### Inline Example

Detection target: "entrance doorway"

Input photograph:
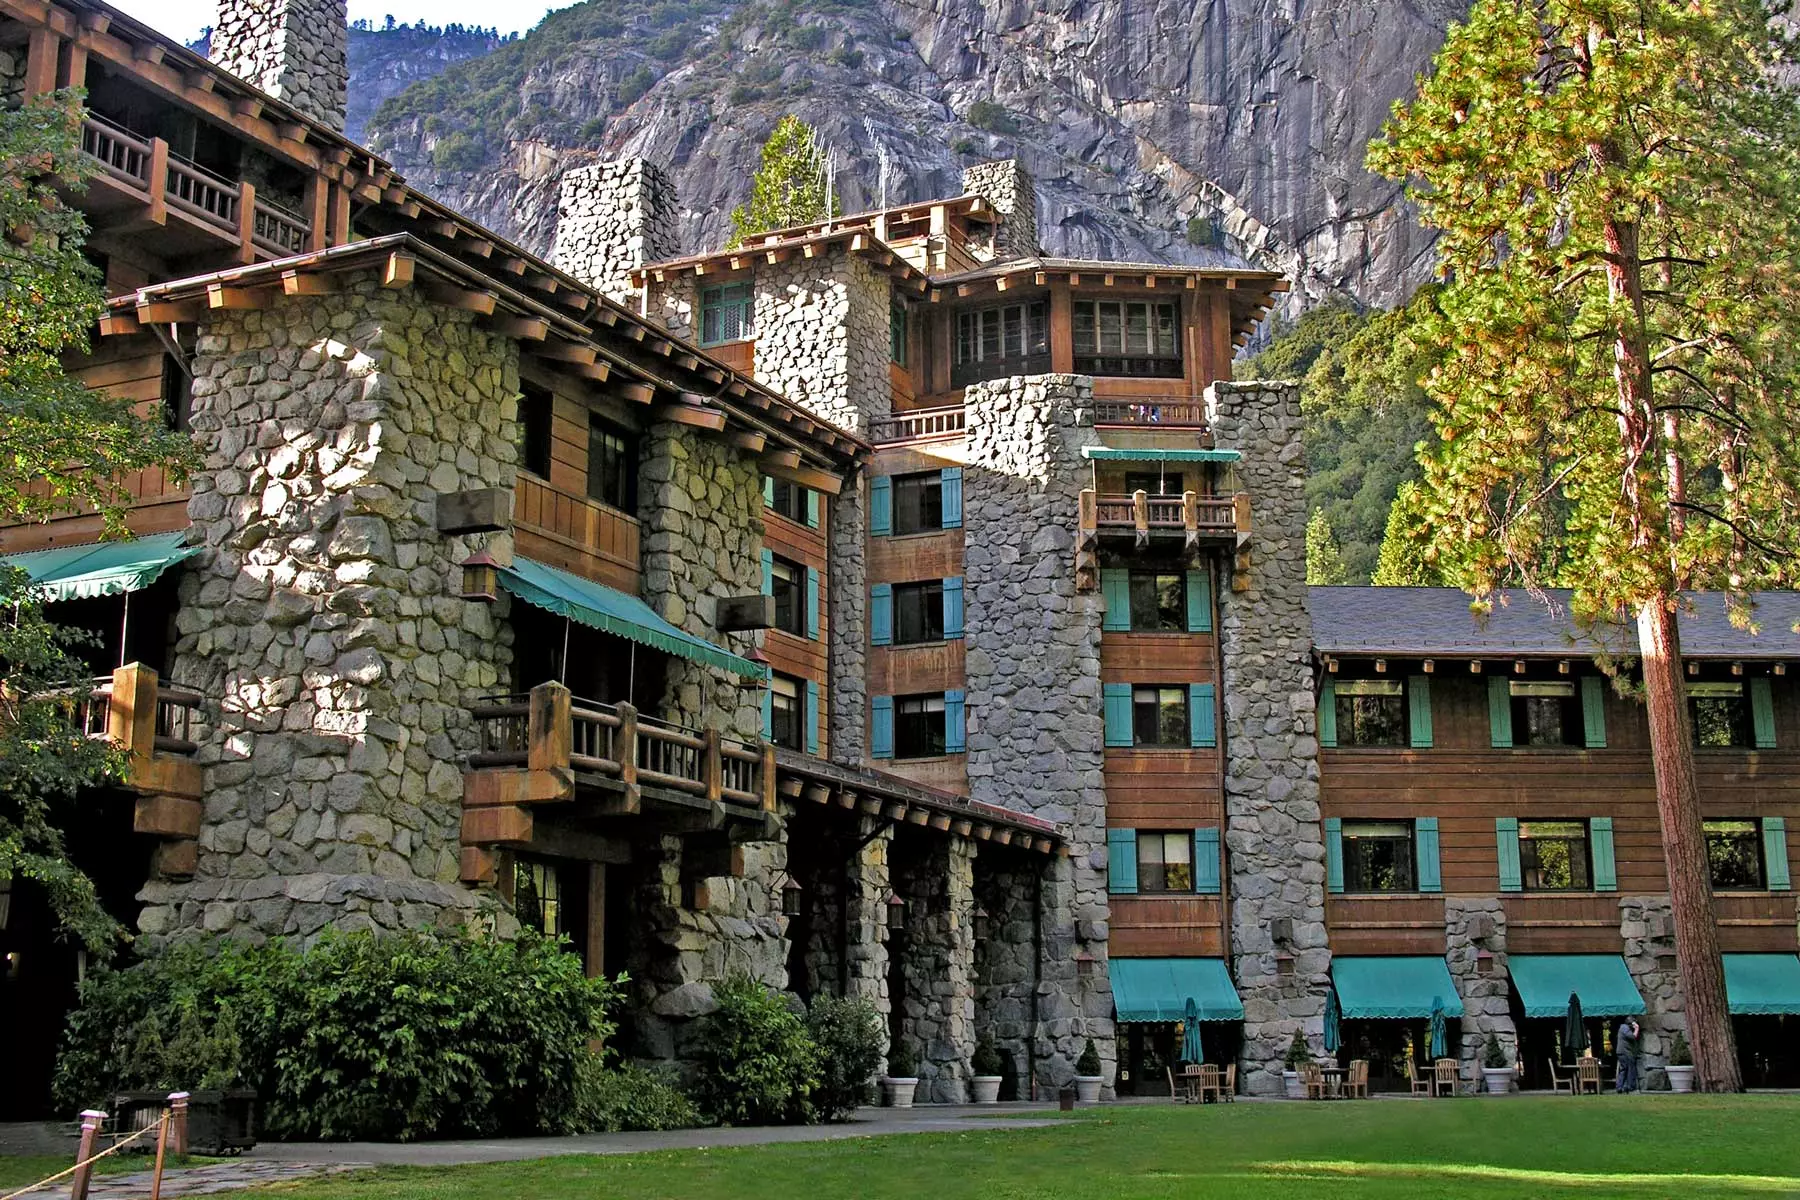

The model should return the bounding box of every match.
[1736,1015,1800,1087]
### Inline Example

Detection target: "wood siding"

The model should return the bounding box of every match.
[871,640,965,698]
[1102,632,1223,828]
[1109,895,1225,958]
[764,503,830,757]
[512,476,640,595]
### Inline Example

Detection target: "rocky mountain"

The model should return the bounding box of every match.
[363,0,1472,311]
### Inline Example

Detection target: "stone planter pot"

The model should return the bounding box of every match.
[113,1089,257,1155]
[970,1076,1002,1104]
[882,1077,919,1108]
[1666,1065,1695,1093]
[1283,1071,1305,1100]
[1074,1076,1104,1103]
[1481,1068,1512,1095]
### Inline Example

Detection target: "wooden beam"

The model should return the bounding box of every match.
[132,41,164,66]
[277,122,309,145]
[760,448,802,472]
[382,253,416,289]
[135,298,205,323]
[485,314,550,341]
[97,312,141,337]
[420,281,498,315]
[616,381,655,404]
[536,338,597,365]
[463,239,494,258]
[282,271,336,296]
[563,360,611,384]
[206,284,276,310]
[762,458,844,496]
[727,429,767,453]
[656,403,728,432]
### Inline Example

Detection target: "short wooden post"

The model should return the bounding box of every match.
[702,728,723,802]
[614,701,640,813]
[760,743,777,812]
[23,29,58,98]
[168,1091,189,1157]
[1132,489,1149,536]
[304,175,329,252]
[1234,492,1253,547]
[107,663,160,785]
[69,1109,106,1200]
[526,681,572,776]
[147,138,169,225]
[236,179,257,264]
[1183,490,1200,537]
[1078,488,1097,536]
[149,1105,169,1200]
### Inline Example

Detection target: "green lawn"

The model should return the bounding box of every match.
[157,1095,1800,1199]
[0,1152,217,1192]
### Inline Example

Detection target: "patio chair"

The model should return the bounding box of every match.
[1196,1064,1223,1104]
[1221,1064,1236,1102]
[1547,1059,1578,1094]
[1577,1057,1602,1096]
[1347,1059,1370,1099]
[1434,1058,1459,1097]
[1166,1066,1186,1103]
[1409,1062,1434,1096]
[1302,1061,1330,1100]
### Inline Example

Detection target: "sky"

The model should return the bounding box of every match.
[109,0,574,44]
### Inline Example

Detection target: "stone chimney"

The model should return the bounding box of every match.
[211,0,349,132]
[552,158,681,306]
[961,159,1038,262]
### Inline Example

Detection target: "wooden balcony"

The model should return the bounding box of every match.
[73,663,205,878]
[1091,396,1209,429]
[512,474,640,593]
[870,403,967,444]
[460,682,777,881]
[1079,488,1250,551]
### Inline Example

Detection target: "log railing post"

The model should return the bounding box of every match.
[1131,489,1149,536]
[147,137,169,225]
[1078,488,1097,537]
[526,681,571,776]
[1234,492,1253,546]
[703,728,723,802]
[236,179,257,264]
[107,663,160,782]
[69,1109,106,1200]
[615,700,640,812]
[168,1092,189,1157]
[1183,490,1199,537]
[760,743,777,812]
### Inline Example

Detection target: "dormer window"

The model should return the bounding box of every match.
[701,283,755,346]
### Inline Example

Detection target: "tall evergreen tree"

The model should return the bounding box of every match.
[1370,0,1800,1090]
[727,115,838,250]
[1305,509,1350,586]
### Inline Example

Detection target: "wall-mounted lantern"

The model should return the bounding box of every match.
[886,892,906,932]
[1075,950,1099,982]
[458,550,500,602]
[972,904,989,940]
[779,873,804,918]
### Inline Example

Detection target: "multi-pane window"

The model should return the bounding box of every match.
[1518,820,1592,891]
[513,857,564,938]
[893,581,945,645]
[1690,682,1752,748]
[892,472,943,535]
[769,673,803,750]
[160,353,191,432]
[1136,832,1194,893]
[1334,679,1407,747]
[1705,819,1765,890]
[895,693,947,758]
[1072,300,1182,378]
[1123,472,1186,497]
[1341,821,1416,894]
[586,416,637,511]
[890,300,908,366]
[770,555,805,637]
[1511,681,1581,747]
[1127,573,1185,632]
[517,384,553,479]
[768,478,809,523]
[700,282,754,346]
[1131,686,1189,747]
[952,301,1050,385]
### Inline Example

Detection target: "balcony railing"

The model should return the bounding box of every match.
[1091,397,1209,428]
[870,404,967,444]
[1080,488,1250,549]
[80,112,152,189]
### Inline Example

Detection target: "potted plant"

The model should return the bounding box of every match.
[1666,1031,1695,1093]
[1073,1038,1105,1103]
[111,1007,257,1154]
[881,1040,919,1108]
[970,1038,1005,1104]
[1282,1030,1310,1099]
[1481,1033,1512,1095]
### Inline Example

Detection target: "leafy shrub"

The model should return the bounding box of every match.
[1283,1030,1311,1069]
[787,24,826,49]
[967,99,1019,135]
[806,995,883,1121]
[688,976,820,1126]
[951,138,977,156]
[430,130,485,171]
[1186,216,1221,247]
[1669,1031,1692,1067]
[885,1038,916,1078]
[573,1056,699,1132]
[1482,1033,1508,1069]
[617,65,657,106]
[831,47,864,69]
[1075,1038,1103,1077]
[971,1038,1005,1077]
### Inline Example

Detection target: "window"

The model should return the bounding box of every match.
[160,353,191,432]
[1136,832,1194,893]
[895,693,947,758]
[1334,679,1407,747]
[586,416,637,511]
[1690,682,1752,748]
[770,555,805,637]
[952,300,1050,385]
[512,857,564,938]
[517,384,553,479]
[769,673,803,750]
[1511,680,1581,747]
[1132,686,1189,747]
[893,581,944,645]
[1706,819,1765,890]
[1072,300,1182,378]
[700,282,754,345]
[890,300,908,366]
[768,478,809,523]
[892,472,943,535]
[1518,820,1591,891]
[1341,821,1416,894]
[1123,472,1186,498]
[1127,573,1185,632]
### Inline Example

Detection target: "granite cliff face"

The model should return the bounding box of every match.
[364,0,1470,310]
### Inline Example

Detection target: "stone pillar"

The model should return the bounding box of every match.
[1209,378,1328,1096]
[961,373,1112,1092]
[1446,899,1515,1084]
[894,836,976,1102]
[551,158,681,307]
[751,253,891,436]
[828,476,867,763]
[140,277,516,942]
[974,850,1039,1097]
[210,0,349,131]
[961,160,1039,262]
[1622,895,1682,1087]
[846,819,893,1018]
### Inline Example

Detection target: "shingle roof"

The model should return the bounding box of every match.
[1306,587,1800,660]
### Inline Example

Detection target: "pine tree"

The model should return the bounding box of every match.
[727,115,838,250]
[1305,509,1350,586]
[1371,483,1444,587]
[1370,0,1800,1091]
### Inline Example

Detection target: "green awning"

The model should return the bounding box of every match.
[1332,956,1465,1019]
[499,556,766,680]
[1080,447,1242,463]
[1724,954,1800,1016]
[1110,958,1244,1023]
[2,532,199,603]
[1508,955,1645,1019]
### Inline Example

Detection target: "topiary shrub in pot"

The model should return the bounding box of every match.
[970,1038,1005,1104]
[1481,1033,1512,1095]
[1666,1031,1695,1093]
[882,1039,919,1108]
[1282,1030,1311,1100]
[1074,1038,1105,1103]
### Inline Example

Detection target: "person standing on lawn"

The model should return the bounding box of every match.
[1616,1018,1642,1093]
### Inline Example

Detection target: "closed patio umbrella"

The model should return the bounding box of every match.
[1182,996,1204,1064]
[1429,996,1448,1060]
[1565,992,1586,1059]
[1324,988,1341,1055]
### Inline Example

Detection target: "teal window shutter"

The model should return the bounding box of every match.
[1107,828,1139,895]
[1590,817,1618,891]
[1750,677,1777,749]
[805,489,820,528]
[1496,817,1523,892]
[1189,683,1216,748]
[1318,677,1337,748]
[1103,683,1133,748]
[1324,818,1344,894]
[870,584,893,647]
[940,467,963,528]
[870,476,892,536]
[1415,817,1442,893]
[1408,675,1433,748]
[1488,676,1514,749]
[871,696,894,759]
[1764,817,1791,890]
[1185,569,1212,633]
[944,689,966,753]
[760,549,773,597]
[760,686,773,740]
[762,475,775,507]
[1193,827,1221,894]
[805,567,821,640]
[943,576,964,639]
[1581,676,1607,748]
[804,680,820,755]
[1101,569,1131,632]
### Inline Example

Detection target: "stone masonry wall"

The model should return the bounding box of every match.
[1446,898,1515,1086]
[961,373,1112,1092]
[751,253,891,436]
[827,477,867,762]
[1209,379,1328,1096]
[210,0,349,131]
[896,837,976,1101]
[1621,896,1682,1087]
[551,158,681,306]
[1,44,24,106]
[142,278,517,942]
[961,160,1039,262]
[974,853,1039,1097]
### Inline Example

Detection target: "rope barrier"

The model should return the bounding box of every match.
[0,1112,170,1200]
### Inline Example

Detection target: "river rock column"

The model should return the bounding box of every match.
[847,819,893,1020]
[1446,899,1515,1084]
[751,252,890,435]
[551,158,681,307]
[1209,378,1328,1096]
[961,160,1039,261]
[1622,896,1682,1087]
[210,0,349,130]
[828,477,867,763]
